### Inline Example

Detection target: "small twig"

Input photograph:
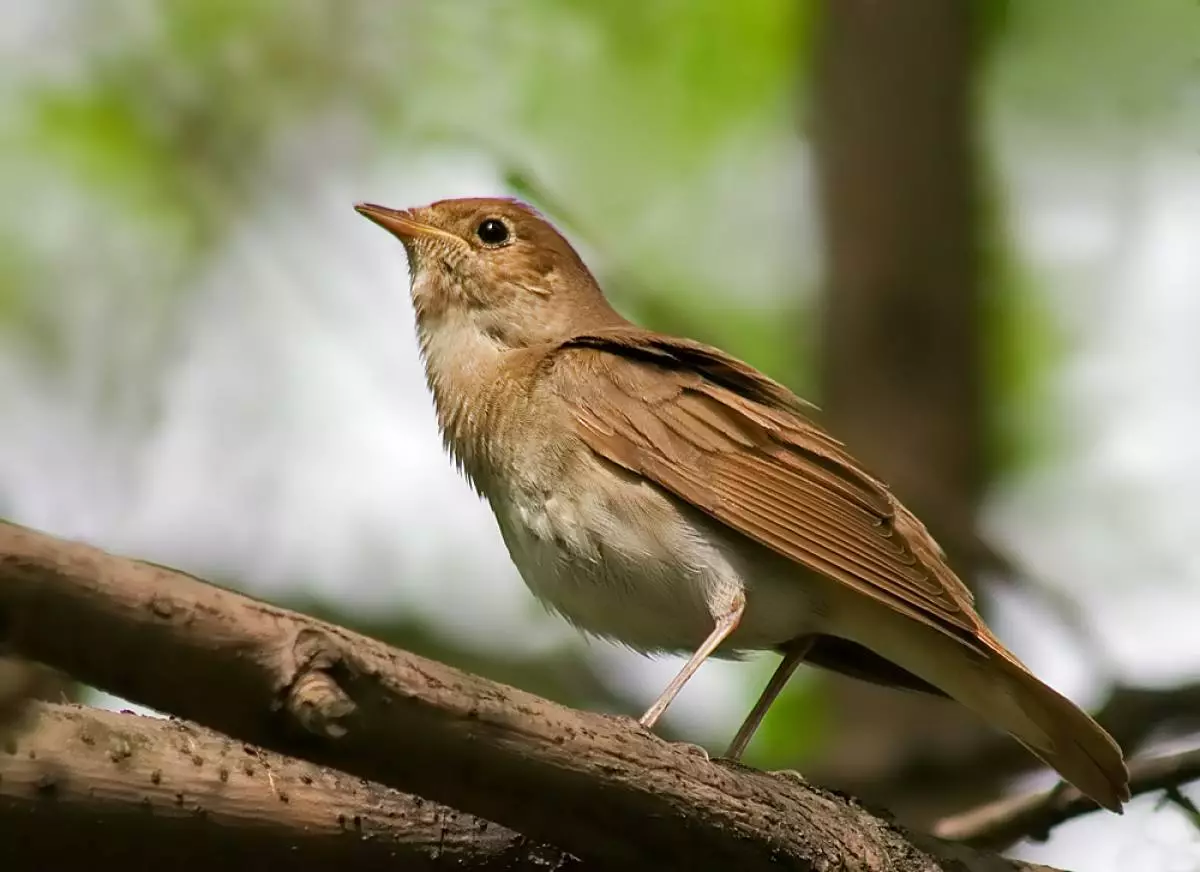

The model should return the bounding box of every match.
[935,746,1200,849]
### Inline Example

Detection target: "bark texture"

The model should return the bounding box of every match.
[0,520,1060,872]
[1,702,561,871]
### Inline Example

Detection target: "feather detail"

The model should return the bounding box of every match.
[555,327,981,645]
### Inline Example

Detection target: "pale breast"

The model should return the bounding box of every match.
[487,454,826,656]
[418,329,829,654]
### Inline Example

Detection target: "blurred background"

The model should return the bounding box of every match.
[3,1,1200,868]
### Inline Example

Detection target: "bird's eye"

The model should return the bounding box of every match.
[476,218,510,246]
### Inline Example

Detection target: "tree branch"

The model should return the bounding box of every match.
[1,701,568,871]
[0,520,1060,871]
[934,746,1200,850]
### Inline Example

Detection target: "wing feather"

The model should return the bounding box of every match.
[555,328,983,644]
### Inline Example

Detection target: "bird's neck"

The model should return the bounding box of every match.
[415,308,524,496]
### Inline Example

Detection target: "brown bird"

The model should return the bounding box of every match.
[355,196,1130,811]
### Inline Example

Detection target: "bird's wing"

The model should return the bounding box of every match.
[551,327,985,646]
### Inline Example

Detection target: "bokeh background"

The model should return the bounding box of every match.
[3,2,1200,868]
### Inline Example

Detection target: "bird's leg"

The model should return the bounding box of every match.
[639,591,746,731]
[723,636,814,761]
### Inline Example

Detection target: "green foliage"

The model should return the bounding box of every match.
[991,0,1200,137]
[530,0,802,151]
[16,0,407,253]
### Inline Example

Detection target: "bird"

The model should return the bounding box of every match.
[354,195,1130,811]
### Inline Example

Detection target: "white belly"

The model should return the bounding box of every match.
[488,474,825,656]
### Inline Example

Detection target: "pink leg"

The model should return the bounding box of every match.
[639,592,746,730]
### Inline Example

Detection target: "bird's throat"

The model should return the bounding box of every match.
[415,308,513,495]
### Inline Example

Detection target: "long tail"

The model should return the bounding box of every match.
[842,613,1131,811]
[981,645,1130,811]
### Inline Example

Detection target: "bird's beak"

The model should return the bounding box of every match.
[354,202,458,246]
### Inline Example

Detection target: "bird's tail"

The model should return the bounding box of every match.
[841,611,1130,811]
[980,645,1130,812]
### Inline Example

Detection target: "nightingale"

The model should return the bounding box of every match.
[355,196,1130,812]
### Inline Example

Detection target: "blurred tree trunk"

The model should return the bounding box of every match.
[808,0,999,825]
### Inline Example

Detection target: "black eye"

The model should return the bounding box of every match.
[476,218,510,246]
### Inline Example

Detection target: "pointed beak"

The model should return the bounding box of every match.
[353,202,440,242]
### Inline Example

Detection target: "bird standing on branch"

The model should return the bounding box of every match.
[356,196,1130,812]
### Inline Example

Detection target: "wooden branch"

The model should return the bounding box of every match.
[1,701,568,871]
[0,520,1061,871]
[935,746,1200,849]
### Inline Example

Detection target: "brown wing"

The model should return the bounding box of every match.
[553,328,985,647]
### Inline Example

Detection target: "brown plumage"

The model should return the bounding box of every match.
[355,196,1131,812]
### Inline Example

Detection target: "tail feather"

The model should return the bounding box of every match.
[994,656,1130,812]
[832,606,1131,811]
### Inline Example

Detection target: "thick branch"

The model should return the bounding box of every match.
[1,702,563,871]
[935,746,1200,850]
[0,521,1058,871]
